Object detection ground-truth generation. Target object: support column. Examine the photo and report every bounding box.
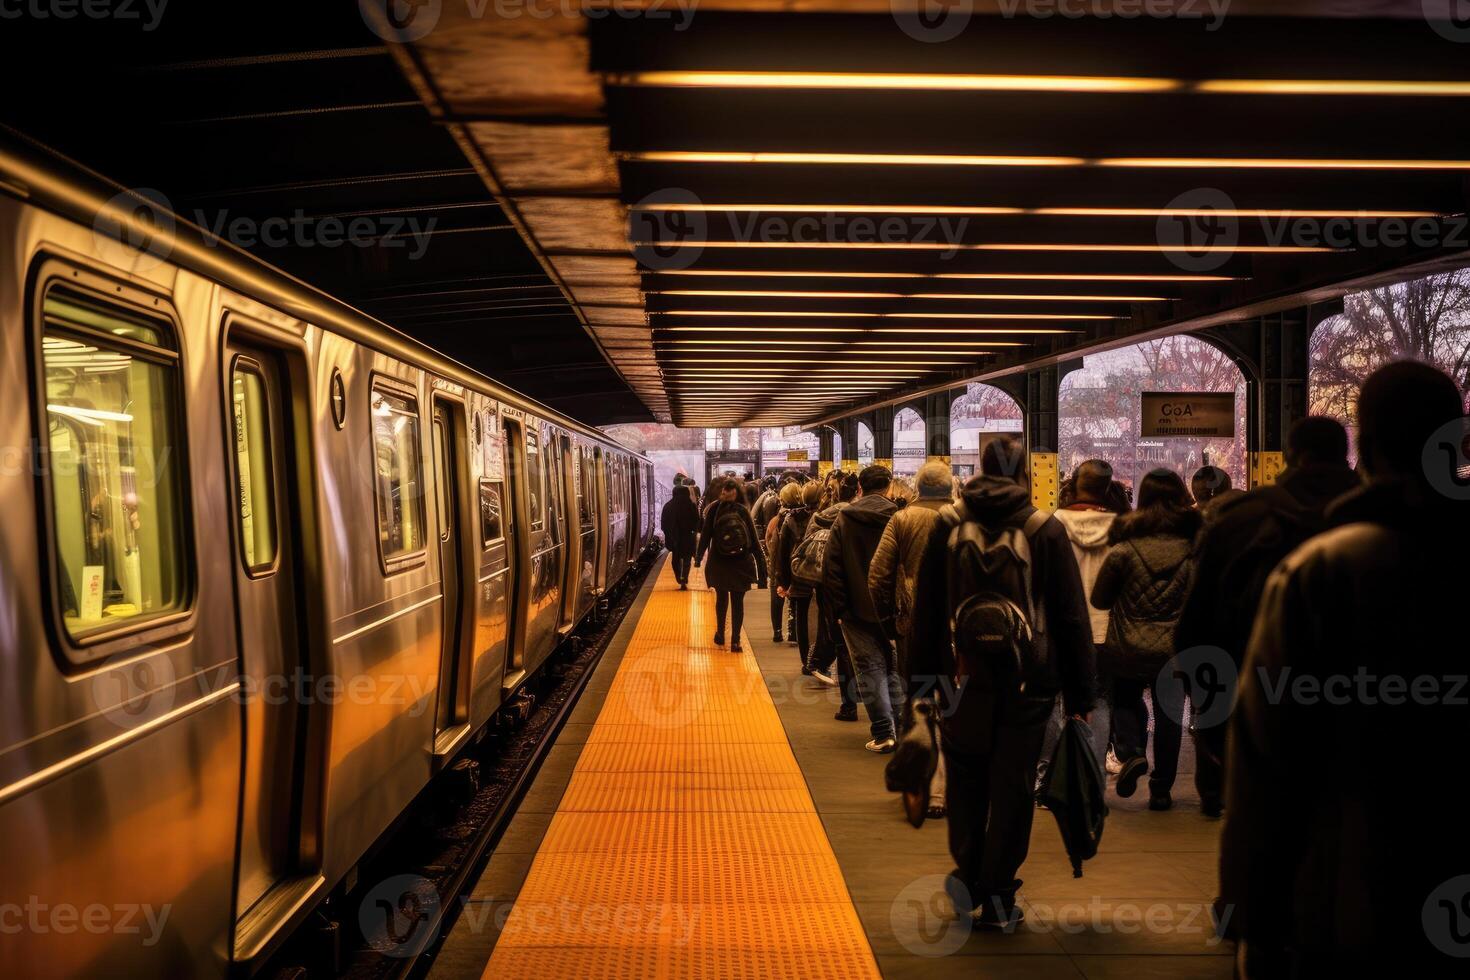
[872,405,895,470]
[839,416,860,473]
[1025,366,1061,512]
[921,391,952,466]
[815,427,836,478]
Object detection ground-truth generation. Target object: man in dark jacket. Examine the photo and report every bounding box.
[909,437,1097,929]
[659,484,700,590]
[824,465,902,752]
[1174,416,1360,816]
[1220,362,1470,975]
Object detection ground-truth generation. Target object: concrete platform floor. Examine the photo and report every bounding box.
[429,567,1234,979]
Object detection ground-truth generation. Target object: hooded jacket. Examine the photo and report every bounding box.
[774,506,816,596]
[908,476,1098,723]
[822,492,898,626]
[659,488,700,559]
[1051,506,1116,645]
[1219,477,1470,969]
[868,497,947,639]
[1174,461,1359,669]
[1089,505,1201,681]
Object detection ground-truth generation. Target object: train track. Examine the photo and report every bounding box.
[264,551,662,980]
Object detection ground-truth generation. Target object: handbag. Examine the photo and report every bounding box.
[885,698,940,828]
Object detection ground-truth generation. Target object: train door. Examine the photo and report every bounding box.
[499,414,531,688]
[223,338,309,931]
[592,445,608,594]
[555,432,579,634]
[430,395,474,761]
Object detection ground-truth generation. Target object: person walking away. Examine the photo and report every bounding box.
[694,479,760,652]
[1174,416,1358,817]
[824,465,902,753]
[775,481,822,670]
[764,482,801,642]
[808,474,858,714]
[1089,468,1201,811]
[660,483,700,590]
[1189,464,1231,509]
[753,476,782,532]
[908,436,1097,928]
[1042,459,1124,772]
[1219,362,1469,975]
[868,460,954,815]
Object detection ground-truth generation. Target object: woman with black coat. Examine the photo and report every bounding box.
[694,478,761,651]
[774,481,822,669]
[1090,468,1202,811]
[660,484,700,590]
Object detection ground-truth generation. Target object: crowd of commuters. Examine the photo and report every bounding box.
[657,362,1468,970]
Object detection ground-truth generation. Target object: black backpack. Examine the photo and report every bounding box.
[712,506,751,559]
[944,504,1051,697]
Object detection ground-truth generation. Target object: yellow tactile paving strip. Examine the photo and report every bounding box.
[482,562,882,980]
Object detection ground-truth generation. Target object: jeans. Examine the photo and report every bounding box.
[944,697,1052,914]
[671,553,691,584]
[714,589,745,641]
[790,594,812,666]
[813,597,857,710]
[1112,674,1182,795]
[840,620,903,742]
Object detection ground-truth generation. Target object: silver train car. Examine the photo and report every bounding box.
[0,137,657,978]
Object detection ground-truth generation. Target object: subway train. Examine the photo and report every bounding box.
[0,135,658,978]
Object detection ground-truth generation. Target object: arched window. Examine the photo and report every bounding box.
[949,383,1023,479]
[893,407,925,477]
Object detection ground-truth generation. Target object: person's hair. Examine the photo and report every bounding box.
[673,484,690,501]
[802,482,823,508]
[838,473,859,502]
[779,482,802,507]
[857,464,892,495]
[719,477,740,496]
[1073,459,1114,503]
[1104,479,1133,515]
[981,435,1025,480]
[1110,468,1198,542]
[1286,415,1350,466]
[1358,361,1465,478]
[889,476,916,504]
[915,460,952,499]
[1189,465,1232,505]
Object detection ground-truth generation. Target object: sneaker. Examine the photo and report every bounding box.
[865,737,897,754]
[834,705,859,722]
[1105,748,1123,775]
[712,632,725,647]
[679,583,688,591]
[809,669,837,687]
[731,641,743,653]
[1115,757,1148,799]
[1202,798,1224,819]
[773,632,783,643]
[926,801,947,820]
[1148,792,1173,812]
[973,902,1026,931]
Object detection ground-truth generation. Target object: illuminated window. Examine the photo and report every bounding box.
[231,361,278,572]
[479,480,504,545]
[371,383,425,562]
[42,289,188,640]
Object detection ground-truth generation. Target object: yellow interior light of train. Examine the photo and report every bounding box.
[629,150,1470,171]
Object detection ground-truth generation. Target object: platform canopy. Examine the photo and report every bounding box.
[389,0,1470,426]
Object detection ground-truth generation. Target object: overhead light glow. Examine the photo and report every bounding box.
[628,150,1470,171]
[659,311,1117,320]
[637,240,1335,253]
[659,338,1022,347]
[637,204,1440,220]
[660,326,1079,334]
[652,269,1237,282]
[655,289,1170,301]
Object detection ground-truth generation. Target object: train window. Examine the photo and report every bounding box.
[577,448,592,526]
[525,426,544,531]
[479,480,503,545]
[543,426,563,546]
[371,383,426,563]
[230,360,278,573]
[41,289,188,641]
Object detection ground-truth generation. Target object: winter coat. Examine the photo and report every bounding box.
[774,506,816,596]
[1051,506,1116,645]
[1219,477,1470,970]
[764,505,793,575]
[822,492,898,626]
[1089,506,1201,681]
[867,497,947,640]
[659,492,700,559]
[908,476,1098,723]
[752,489,781,533]
[694,500,759,592]
[1175,461,1359,670]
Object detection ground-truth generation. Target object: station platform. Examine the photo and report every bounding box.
[430,557,1232,980]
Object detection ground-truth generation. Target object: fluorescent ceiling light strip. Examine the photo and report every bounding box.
[658,348,992,355]
[628,150,1470,171]
[659,310,1116,319]
[637,240,1334,253]
[614,71,1470,98]
[660,339,1021,346]
[666,358,963,365]
[656,289,1172,301]
[652,269,1236,282]
[638,203,1440,219]
[660,326,1078,334]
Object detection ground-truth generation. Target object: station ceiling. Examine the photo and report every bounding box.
[6,3,1470,428]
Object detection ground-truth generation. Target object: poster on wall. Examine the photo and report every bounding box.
[1140,392,1236,438]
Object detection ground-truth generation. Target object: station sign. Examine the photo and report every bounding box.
[1140,392,1235,438]
[786,449,809,461]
